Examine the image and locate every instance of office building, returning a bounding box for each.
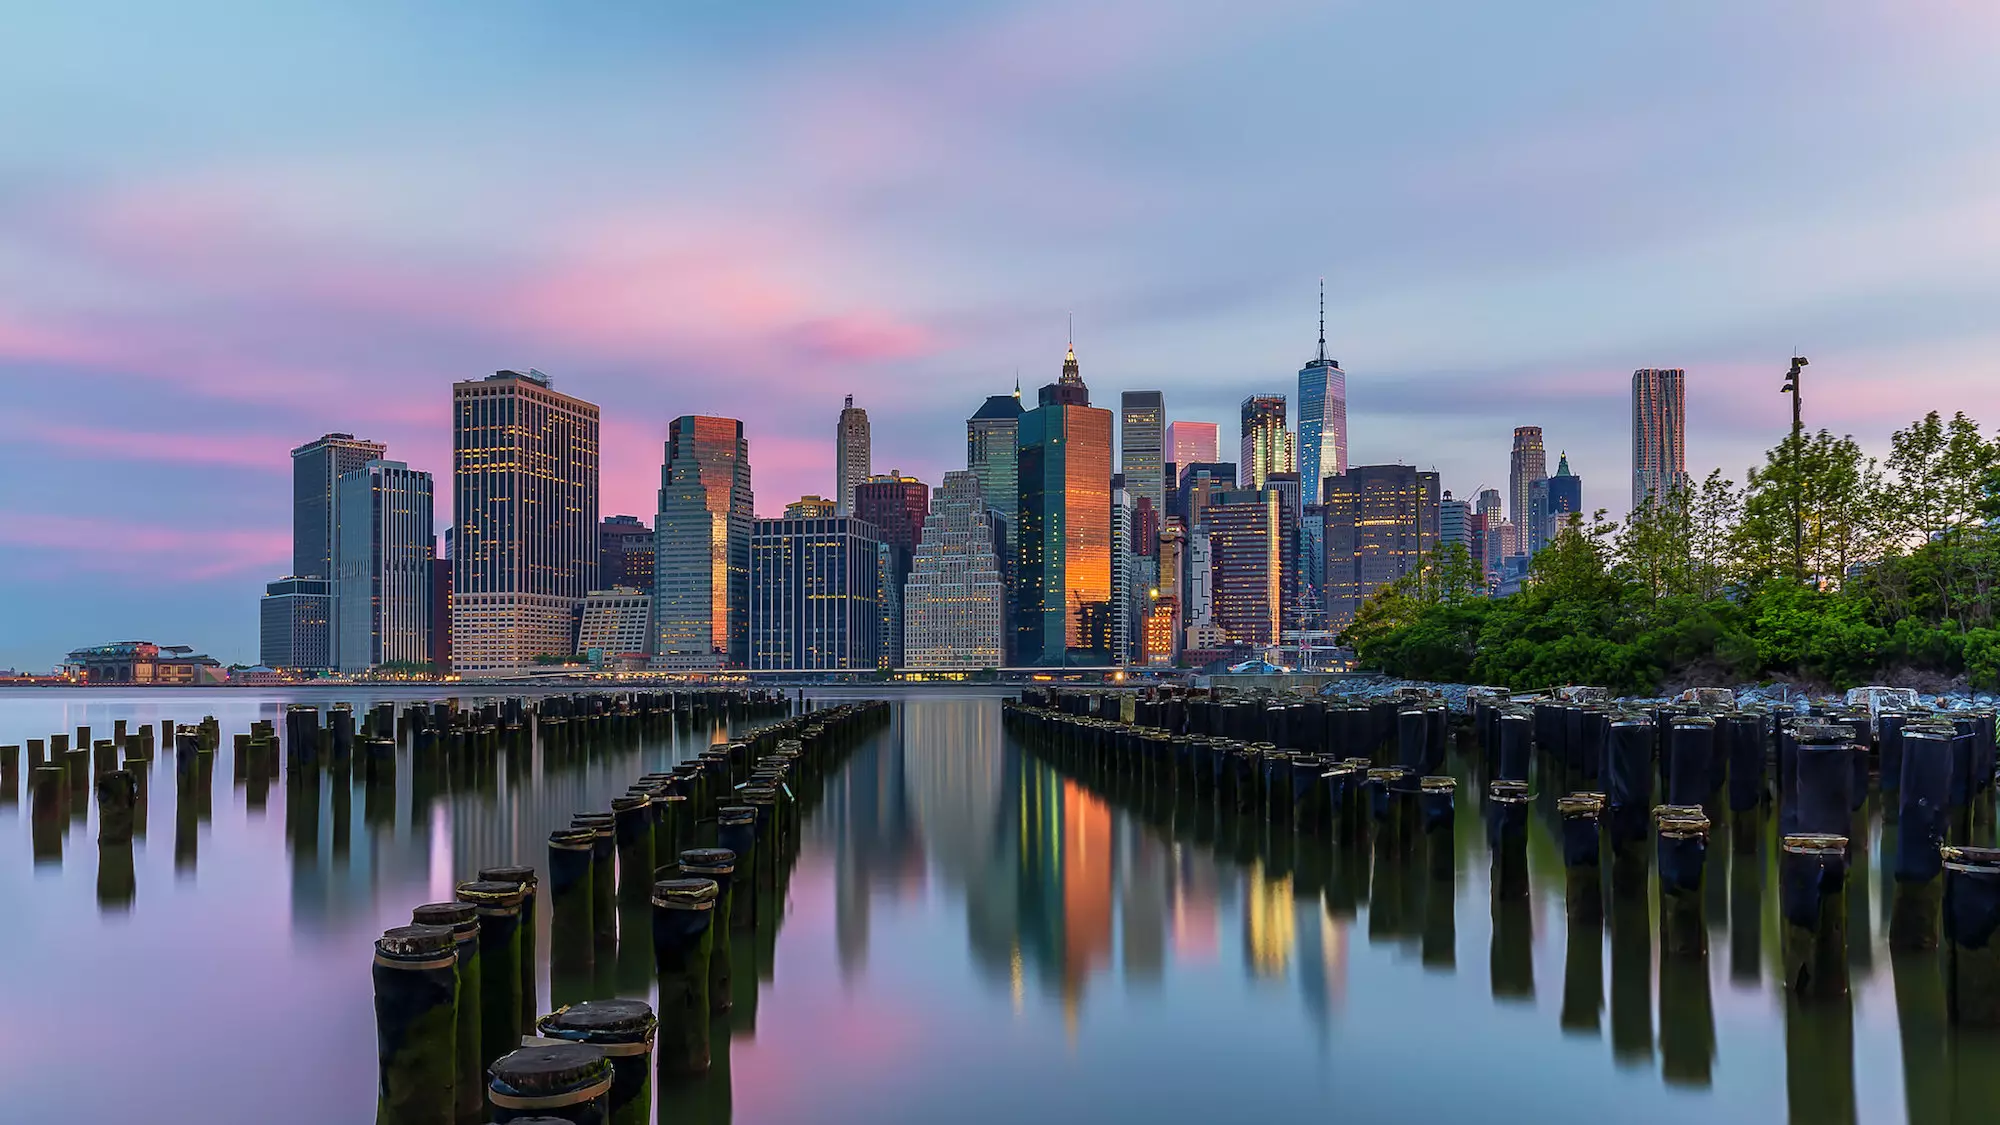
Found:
[855,471,930,669]
[1110,477,1136,665]
[836,395,871,517]
[576,588,652,660]
[260,577,334,672]
[1485,519,1518,578]
[1186,531,1214,626]
[1016,342,1113,664]
[292,432,386,580]
[1296,282,1347,503]
[1239,395,1293,492]
[903,470,1005,669]
[1168,420,1220,466]
[968,386,1024,519]
[450,370,599,676]
[785,495,837,519]
[1509,427,1546,529]
[1439,492,1472,550]
[598,515,654,591]
[1207,488,1291,650]
[1175,462,1238,532]
[1150,520,1186,664]
[336,459,434,672]
[1474,489,1504,579]
[1632,368,1688,509]
[1546,454,1583,541]
[654,414,753,669]
[1120,391,1166,539]
[430,553,451,674]
[749,515,881,671]
[1323,465,1432,628]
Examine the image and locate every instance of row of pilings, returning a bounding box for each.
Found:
[369,697,891,1125]
[1,689,786,900]
[1006,686,2000,1033]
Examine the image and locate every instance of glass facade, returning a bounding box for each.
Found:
[335,459,434,671]
[1017,349,1113,664]
[1323,465,1434,628]
[1119,391,1166,536]
[654,414,754,668]
[259,577,333,671]
[291,433,385,581]
[968,391,1024,520]
[1238,395,1292,492]
[749,516,882,670]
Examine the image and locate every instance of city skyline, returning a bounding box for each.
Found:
[6,2,2000,666]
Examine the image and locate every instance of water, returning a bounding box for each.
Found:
[2,687,1996,1123]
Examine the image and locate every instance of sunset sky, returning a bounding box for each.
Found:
[4,0,1998,667]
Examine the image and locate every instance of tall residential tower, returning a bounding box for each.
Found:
[1508,426,1546,530]
[450,370,599,675]
[1239,395,1293,492]
[1632,368,1688,509]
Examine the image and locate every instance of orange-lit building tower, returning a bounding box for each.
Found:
[1016,341,1113,665]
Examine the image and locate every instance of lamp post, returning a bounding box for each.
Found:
[1781,356,1808,581]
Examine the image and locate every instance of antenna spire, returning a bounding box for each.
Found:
[1315,277,1328,365]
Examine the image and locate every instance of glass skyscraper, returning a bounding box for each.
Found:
[749,514,881,670]
[1017,344,1113,664]
[968,388,1024,519]
[1238,395,1293,492]
[292,432,386,581]
[335,459,434,672]
[450,370,599,675]
[654,414,754,669]
[1295,284,1347,504]
[1119,391,1166,537]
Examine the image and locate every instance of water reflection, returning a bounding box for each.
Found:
[8,689,2000,1124]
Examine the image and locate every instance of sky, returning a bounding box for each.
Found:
[3,0,1999,669]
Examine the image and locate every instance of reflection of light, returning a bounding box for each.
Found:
[1010,942,1024,1015]
[1322,900,1349,1011]
[1246,859,1294,978]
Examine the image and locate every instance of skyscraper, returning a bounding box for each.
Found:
[654,415,753,669]
[1207,488,1289,649]
[1546,453,1583,538]
[1017,341,1113,664]
[1632,368,1688,509]
[749,513,880,671]
[451,370,599,676]
[1323,464,1431,628]
[598,515,655,591]
[1169,420,1220,467]
[1439,491,1472,550]
[903,470,1005,669]
[336,459,434,672]
[1175,462,1238,534]
[259,577,333,672]
[854,471,929,669]
[1239,395,1293,492]
[836,394,871,517]
[968,386,1025,517]
[1120,391,1166,540]
[1509,426,1547,529]
[292,432,386,580]
[1296,281,1348,503]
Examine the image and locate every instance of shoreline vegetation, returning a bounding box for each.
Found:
[1344,409,2000,697]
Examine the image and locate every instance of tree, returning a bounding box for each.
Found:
[1735,429,1880,588]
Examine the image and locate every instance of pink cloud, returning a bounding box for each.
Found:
[0,513,289,581]
[0,414,293,469]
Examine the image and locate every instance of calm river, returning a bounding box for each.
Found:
[1,687,1993,1123]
